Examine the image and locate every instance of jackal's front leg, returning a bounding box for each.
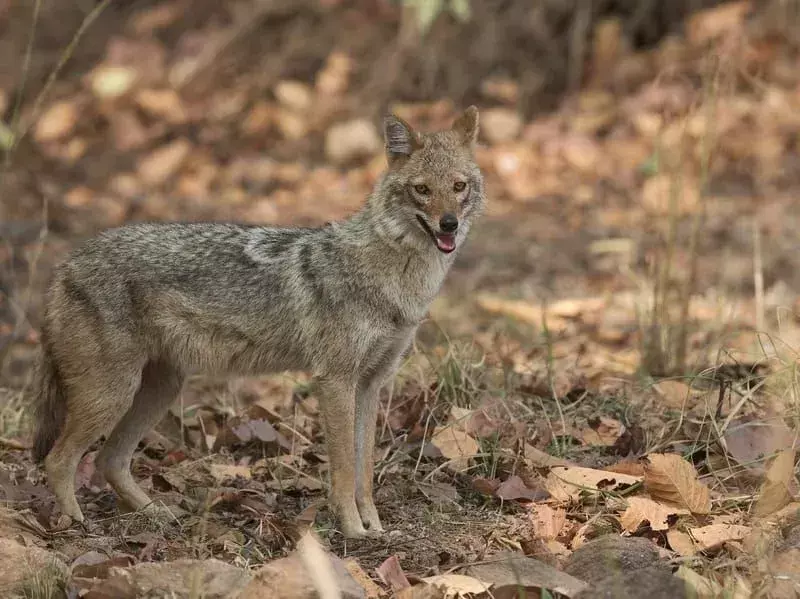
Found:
[316,375,369,538]
[354,332,414,534]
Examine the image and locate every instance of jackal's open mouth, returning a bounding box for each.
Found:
[416,215,457,254]
[434,233,456,253]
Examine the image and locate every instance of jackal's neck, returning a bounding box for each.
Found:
[336,188,425,254]
[331,186,454,281]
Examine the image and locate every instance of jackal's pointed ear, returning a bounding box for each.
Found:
[452,105,479,146]
[384,114,420,164]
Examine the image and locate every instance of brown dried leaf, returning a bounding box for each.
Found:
[429,426,479,472]
[688,523,751,552]
[135,88,187,124]
[35,100,80,142]
[604,460,645,477]
[274,80,313,113]
[376,555,411,592]
[89,65,138,99]
[420,574,491,597]
[580,416,624,447]
[138,139,192,186]
[481,108,522,144]
[495,475,548,502]
[417,481,459,507]
[208,464,252,485]
[754,449,797,518]
[643,453,711,514]
[522,443,572,468]
[641,174,700,215]
[344,559,382,599]
[724,418,797,476]
[685,0,750,46]
[545,466,641,502]
[129,1,187,34]
[620,496,688,532]
[475,295,570,333]
[653,380,694,410]
[396,585,447,599]
[667,529,697,557]
[529,504,567,540]
[472,477,501,496]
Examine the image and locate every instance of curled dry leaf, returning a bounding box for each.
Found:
[753,449,797,518]
[420,574,491,598]
[724,418,796,476]
[529,504,567,540]
[667,529,697,557]
[344,559,382,599]
[580,416,624,446]
[35,100,80,143]
[475,295,570,333]
[545,466,641,502]
[688,523,751,553]
[429,426,479,472]
[471,477,501,496]
[685,0,750,46]
[522,443,573,468]
[208,464,252,485]
[620,496,688,532]
[604,460,645,477]
[376,555,411,592]
[396,586,447,599]
[643,453,711,514]
[495,475,548,502]
[653,379,695,410]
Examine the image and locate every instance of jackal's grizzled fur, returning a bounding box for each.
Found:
[31,107,484,538]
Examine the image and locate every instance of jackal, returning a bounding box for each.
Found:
[31,106,485,538]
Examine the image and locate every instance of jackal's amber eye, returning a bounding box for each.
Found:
[453,181,466,192]
[413,184,430,195]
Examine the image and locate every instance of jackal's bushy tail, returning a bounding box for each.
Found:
[31,345,66,463]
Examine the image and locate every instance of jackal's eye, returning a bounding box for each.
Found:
[453,181,466,192]
[413,184,430,195]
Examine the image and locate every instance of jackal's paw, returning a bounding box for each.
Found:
[341,520,381,539]
[357,501,384,534]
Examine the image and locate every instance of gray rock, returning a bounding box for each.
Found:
[465,551,588,598]
[575,566,689,599]
[563,535,668,585]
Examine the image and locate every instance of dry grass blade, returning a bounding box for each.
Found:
[753,448,797,518]
[643,453,711,514]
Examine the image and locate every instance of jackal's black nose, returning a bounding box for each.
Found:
[439,213,459,233]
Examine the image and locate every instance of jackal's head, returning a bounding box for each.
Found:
[378,106,485,254]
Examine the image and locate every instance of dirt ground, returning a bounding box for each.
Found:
[0,1,799,598]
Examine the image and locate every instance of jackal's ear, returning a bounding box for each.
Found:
[452,105,479,146]
[384,114,420,164]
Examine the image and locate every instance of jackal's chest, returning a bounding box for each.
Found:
[386,259,450,324]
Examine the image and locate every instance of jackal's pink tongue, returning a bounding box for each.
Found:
[435,233,456,253]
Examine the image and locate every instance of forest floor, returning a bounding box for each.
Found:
[0,1,798,597]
